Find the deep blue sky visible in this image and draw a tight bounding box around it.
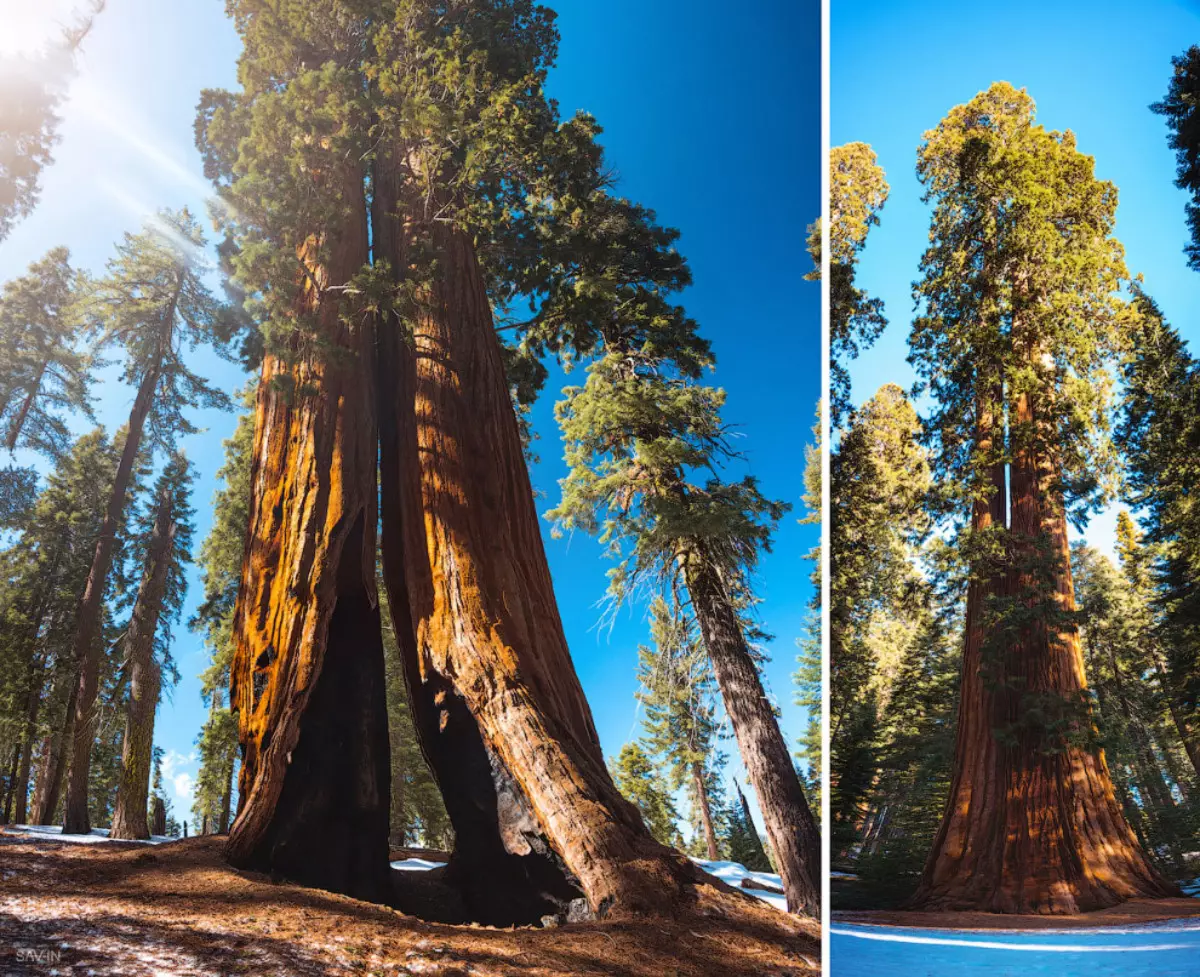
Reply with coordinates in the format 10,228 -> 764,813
833,0 -> 1200,559
0,0 -> 820,828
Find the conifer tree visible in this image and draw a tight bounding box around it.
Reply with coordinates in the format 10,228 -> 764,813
908,83 -> 1170,912
63,210 -> 234,834
0,247 -> 92,456
1153,47 -> 1200,270
725,779 -> 772,873
0,2 -> 105,241
110,455 -> 194,839
610,742 -> 682,850
636,598 -> 723,860
196,0 -> 750,920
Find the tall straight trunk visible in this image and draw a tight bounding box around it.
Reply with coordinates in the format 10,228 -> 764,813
62,363 -> 161,834
1109,660 -> 1175,811
913,367 -> 1171,913
374,182 -> 701,917
685,557 -> 821,915
692,761 -> 719,861
225,171 -> 392,904
110,492 -> 176,839
1157,659 -> 1200,784
219,751 -> 233,834
12,665 -> 44,824
31,660 -> 78,825
2,745 -> 18,822
733,778 -> 771,868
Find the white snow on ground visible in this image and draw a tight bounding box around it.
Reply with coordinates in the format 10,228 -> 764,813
691,859 -> 788,912
389,858 -> 445,872
386,854 -> 791,912
1181,877 -> 1200,897
9,824 -> 170,845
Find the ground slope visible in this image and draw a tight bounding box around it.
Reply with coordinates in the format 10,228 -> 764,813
0,831 -> 817,976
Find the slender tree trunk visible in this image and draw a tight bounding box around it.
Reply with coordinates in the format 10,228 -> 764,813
913,366 -> 1171,913
6,360 -> 47,451
31,662 -> 78,825
1157,659 -> 1200,783
12,665 -> 44,825
692,761 -> 719,861
2,745 -> 19,822
732,778 -> 771,869
111,490 -> 175,839
685,557 -> 820,914
62,365 -> 161,834
151,795 -> 165,836
219,752 -> 232,834
225,172 -> 393,904
374,182 -> 702,918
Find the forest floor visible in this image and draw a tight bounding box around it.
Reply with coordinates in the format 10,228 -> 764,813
0,829 -> 818,977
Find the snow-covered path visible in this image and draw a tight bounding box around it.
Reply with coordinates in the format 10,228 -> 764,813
832,920 -> 1200,976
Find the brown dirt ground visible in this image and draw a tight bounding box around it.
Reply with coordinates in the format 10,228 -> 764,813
0,831 -> 818,976
834,898 -> 1200,930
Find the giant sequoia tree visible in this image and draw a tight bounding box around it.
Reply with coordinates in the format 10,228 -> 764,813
196,0 -> 751,921
907,83 -> 1171,912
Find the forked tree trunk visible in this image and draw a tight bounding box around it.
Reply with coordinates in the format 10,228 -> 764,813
111,493 -> 176,840
685,557 -> 821,915
912,371 -> 1172,913
225,173 -> 393,904
63,365 -> 161,834
375,195 -> 701,918
373,154 -> 582,925
692,761 -> 719,861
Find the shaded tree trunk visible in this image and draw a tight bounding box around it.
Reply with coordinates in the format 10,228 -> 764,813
219,754 -> 232,834
111,489 -> 176,839
63,363 -> 161,834
6,360 -> 47,451
913,368 -> 1172,913
31,661 -> 78,825
224,173 -> 392,904
692,761 -> 719,861
12,665 -> 44,825
151,795 -> 166,836
685,556 -> 821,915
374,183 -> 700,918
1157,658 -> 1200,785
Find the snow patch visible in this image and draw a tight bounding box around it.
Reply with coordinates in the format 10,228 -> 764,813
692,858 -> 788,912
8,824 -> 169,845
390,858 -> 443,872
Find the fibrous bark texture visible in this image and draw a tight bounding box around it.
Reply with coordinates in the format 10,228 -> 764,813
913,378 -> 1173,913
224,175 -> 392,904
375,191 -> 697,918
110,490 -> 176,840
687,558 -> 821,915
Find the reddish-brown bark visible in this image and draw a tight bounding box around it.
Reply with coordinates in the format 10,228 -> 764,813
693,761 -> 719,862
224,172 -> 392,903
913,370 -> 1173,913
374,192 -> 701,918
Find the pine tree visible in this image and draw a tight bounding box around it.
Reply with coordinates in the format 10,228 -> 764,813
636,598 -> 723,860
908,82 -> 1169,912
1152,47 -> 1200,270
110,455 -> 194,839
610,742 -> 682,850
62,210 -> 234,835
725,779 -> 772,873
0,247 -> 92,456
0,2 -> 105,241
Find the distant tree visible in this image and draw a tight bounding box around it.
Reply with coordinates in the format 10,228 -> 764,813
610,742 -> 683,850
111,455 -> 194,839
0,2 -> 106,241
636,597 -> 723,860
1152,46 -> 1200,270
0,247 -> 92,456
725,779 -> 772,873
63,210 -> 234,835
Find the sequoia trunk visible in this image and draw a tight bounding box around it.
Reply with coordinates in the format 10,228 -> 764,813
110,490 -> 176,840
686,556 -> 821,915
913,371 -> 1171,913
62,365 -> 160,834
224,171 -> 392,904
375,196 -> 700,917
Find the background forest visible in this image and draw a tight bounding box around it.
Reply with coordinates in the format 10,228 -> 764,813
831,0 -> 1200,908
0,0 -> 818,883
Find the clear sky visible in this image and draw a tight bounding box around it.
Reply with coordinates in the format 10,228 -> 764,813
832,0 -> 1200,562
0,0 -> 819,828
